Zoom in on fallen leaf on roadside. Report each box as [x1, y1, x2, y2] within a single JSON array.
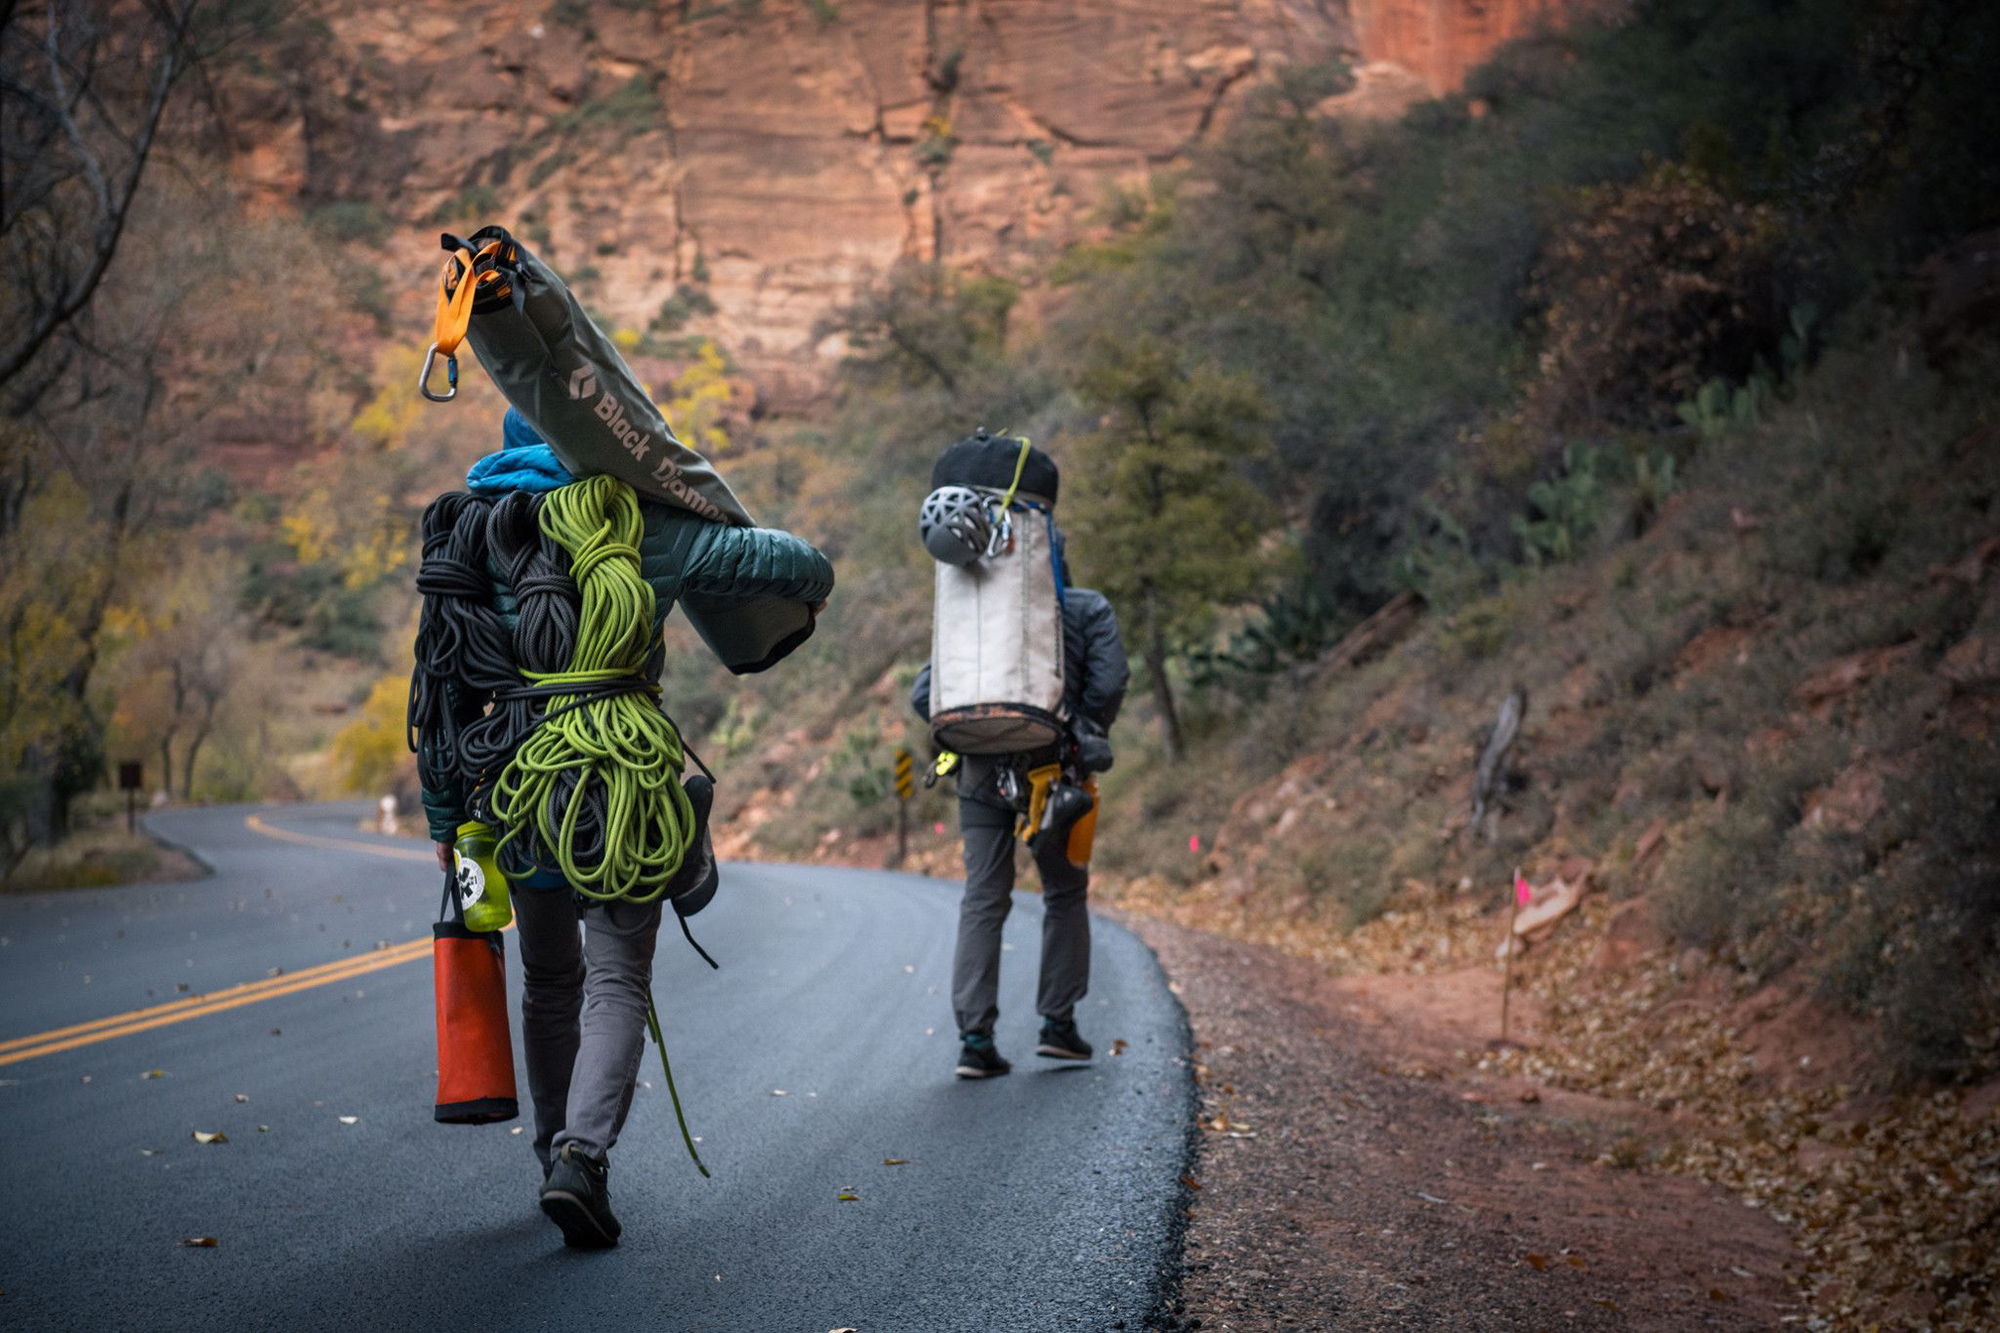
[[1111, 1039, 1129, 1056], [257, 1125, 269, 1133], [191, 1131, 227, 1145], [1524, 1253, 1548, 1271], [337, 1116, 358, 1125], [1181, 1174, 1203, 1191], [1709, 1288, 1731, 1301], [1565, 1256, 1586, 1269], [234, 1094, 248, 1103], [181, 1237, 218, 1248], [830, 1327, 858, 1332], [836, 1191, 859, 1201], [510, 1127, 524, 1136], [882, 1159, 907, 1166], [771, 1090, 789, 1097], [1594, 1298, 1621, 1312], [140, 1148, 161, 1156], [142, 1069, 166, 1079], [1519, 1088, 1541, 1104]]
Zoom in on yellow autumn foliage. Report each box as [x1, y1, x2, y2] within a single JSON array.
[[329, 674, 409, 794], [350, 345, 426, 450], [664, 338, 735, 456]]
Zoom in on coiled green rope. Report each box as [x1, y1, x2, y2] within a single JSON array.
[[485, 475, 697, 903]]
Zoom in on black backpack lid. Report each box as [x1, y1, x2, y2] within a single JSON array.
[[931, 428, 1059, 508]]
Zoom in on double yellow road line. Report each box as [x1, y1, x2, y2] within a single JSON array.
[[0, 812, 443, 1067]]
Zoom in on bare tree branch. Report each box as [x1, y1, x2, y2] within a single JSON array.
[[0, 0, 200, 410]]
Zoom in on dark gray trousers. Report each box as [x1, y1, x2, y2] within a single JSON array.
[[512, 888, 663, 1171], [953, 808, 1090, 1038]]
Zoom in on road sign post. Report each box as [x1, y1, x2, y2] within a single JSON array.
[[893, 748, 915, 867], [117, 761, 143, 834]]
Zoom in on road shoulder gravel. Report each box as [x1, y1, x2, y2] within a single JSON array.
[[1120, 912, 1801, 1331]]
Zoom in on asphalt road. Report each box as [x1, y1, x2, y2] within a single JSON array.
[[0, 803, 1192, 1332]]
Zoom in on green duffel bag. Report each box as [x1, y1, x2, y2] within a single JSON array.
[[419, 227, 816, 674]]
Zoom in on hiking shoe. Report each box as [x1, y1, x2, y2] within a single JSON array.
[[664, 774, 719, 918], [539, 1143, 621, 1249], [954, 1032, 1012, 1079], [1036, 1017, 1093, 1061]]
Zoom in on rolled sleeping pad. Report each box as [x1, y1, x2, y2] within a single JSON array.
[[433, 909, 519, 1124], [442, 225, 814, 675]]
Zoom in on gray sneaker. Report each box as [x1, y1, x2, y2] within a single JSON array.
[[540, 1143, 621, 1248]]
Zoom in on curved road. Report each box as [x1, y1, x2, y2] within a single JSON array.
[[0, 804, 1191, 1332]]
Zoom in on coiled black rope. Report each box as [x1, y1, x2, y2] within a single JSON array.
[[408, 492, 513, 796], [457, 492, 573, 792]]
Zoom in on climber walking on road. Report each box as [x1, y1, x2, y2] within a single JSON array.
[[909, 429, 1128, 1079]]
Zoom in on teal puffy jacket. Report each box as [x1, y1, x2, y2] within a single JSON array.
[[420, 502, 834, 841]]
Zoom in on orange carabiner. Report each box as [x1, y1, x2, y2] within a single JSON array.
[[418, 241, 505, 403]]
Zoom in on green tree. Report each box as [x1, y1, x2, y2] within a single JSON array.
[[1067, 336, 1280, 760]]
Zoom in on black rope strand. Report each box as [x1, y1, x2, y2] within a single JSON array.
[[408, 492, 512, 797]]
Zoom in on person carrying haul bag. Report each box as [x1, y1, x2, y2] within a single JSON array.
[[909, 429, 1129, 1080]]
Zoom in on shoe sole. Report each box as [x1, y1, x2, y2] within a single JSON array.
[[540, 1189, 620, 1249], [955, 1063, 1011, 1079], [1036, 1043, 1092, 1061]]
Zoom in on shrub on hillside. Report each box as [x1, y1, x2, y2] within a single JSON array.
[[1523, 163, 1783, 439]]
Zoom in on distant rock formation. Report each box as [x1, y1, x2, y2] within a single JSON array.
[[219, 0, 1582, 407]]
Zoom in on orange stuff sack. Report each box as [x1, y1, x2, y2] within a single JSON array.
[[433, 920, 519, 1124]]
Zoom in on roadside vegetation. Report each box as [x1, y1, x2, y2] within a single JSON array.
[[685, 3, 1998, 1323]]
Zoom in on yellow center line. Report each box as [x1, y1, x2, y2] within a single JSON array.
[[0, 810, 481, 1066], [0, 940, 430, 1056], [243, 811, 437, 862], [0, 943, 434, 1066]]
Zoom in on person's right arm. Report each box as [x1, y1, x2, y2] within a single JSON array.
[[910, 662, 933, 723]]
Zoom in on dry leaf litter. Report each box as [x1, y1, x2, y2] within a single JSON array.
[[1116, 879, 1997, 1330]]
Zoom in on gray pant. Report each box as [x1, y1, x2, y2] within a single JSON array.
[[954, 808, 1090, 1037], [512, 887, 663, 1170]]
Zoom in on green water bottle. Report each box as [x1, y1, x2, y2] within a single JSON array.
[[451, 821, 513, 932]]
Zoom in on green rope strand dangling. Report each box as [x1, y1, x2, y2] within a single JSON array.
[[486, 475, 697, 903]]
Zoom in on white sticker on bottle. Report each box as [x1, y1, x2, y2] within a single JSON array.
[[454, 854, 485, 911]]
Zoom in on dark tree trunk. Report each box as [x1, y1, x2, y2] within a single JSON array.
[[1141, 587, 1183, 761]]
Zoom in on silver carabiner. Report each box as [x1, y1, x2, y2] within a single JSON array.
[[985, 502, 1013, 558], [418, 343, 458, 403]]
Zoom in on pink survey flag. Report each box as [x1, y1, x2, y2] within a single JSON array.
[[1514, 870, 1532, 907]]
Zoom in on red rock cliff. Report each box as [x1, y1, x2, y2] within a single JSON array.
[[222, 0, 1580, 406]]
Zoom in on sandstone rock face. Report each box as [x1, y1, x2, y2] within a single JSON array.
[[1349, 0, 1583, 95], [221, 0, 1576, 407]]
